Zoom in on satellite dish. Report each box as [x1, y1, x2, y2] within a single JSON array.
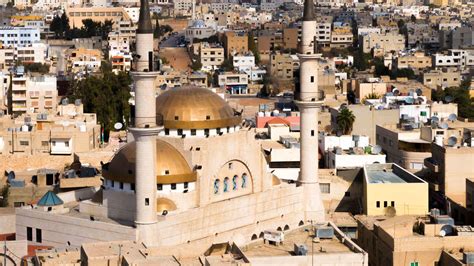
[[417, 97, 424, 103], [445, 95, 453, 103], [439, 122, 449, 129], [385, 206, 396, 217], [416, 88, 423, 96], [114, 122, 123, 130], [431, 116, 439, 123], [392, 88, 400, 96], [447, 136, 457, 147], [448, 113, 457, 122], [405, 98, 415, 104], [371, 145, 382, 154]]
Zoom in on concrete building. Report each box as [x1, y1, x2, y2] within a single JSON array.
[[315, 22, 332, 48], [9, 72, 57, 115], [330, 28, 353, 49], [330, 105, 399, 144], [184, 20, 215, 41], [423, 69, 461, 89], [0, 27, 40, 48], [269, 53, 299, 80], [0, 103, 101, 155], [217, 72, 249, 94], [360, 32, 405, 56], [66, 7, 131, 28], [282, 27, 298, 50], [363, 163, 429, 216], [356, 215, 474, 266], [395, 52, 432, 70], [199, 42, 224, 72], [376, 124, 432, 171], [223, 31, 248, 58], [65, 48, 102, 74]]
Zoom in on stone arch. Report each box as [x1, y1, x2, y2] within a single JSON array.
[[299, 220, 304, 226], [259, 232, 264, 238], [277, 226, 282, 231], [284, 225, 290, 231], [251, 234, 258, 240]]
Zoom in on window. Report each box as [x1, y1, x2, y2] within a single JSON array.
[[228, 162, 233, 169], [204, 129, 210, 135], [384, 201, 388, 208], [410, 262, 419, 266], [20, 140, 29, 146], [310, 76, 314, 83], [36, 229, 42, 243], [27, 227, 32, 241], [145, 198, 149, 206], [119, 182, 124, 189], [191, 129, 196, 136], [223, 177, 229, 192], [320, 183, 330, 194], [232, 175, 238, 190], [213, 179, 220, 194], [376, 201, 380, 208], [242, 174, 248, 188], [311, 130, 315, 136], [391, 201, 395, 207], [344, 191, 350, 197], [65, 141, 69, 147], [184, 182, 188, 189], [174, 116, 179, 120], [41, 141, 49, 147], [157, 184, 162, 191], [171, 183, 177, 190], [206, 115, 210, 120], [111, 181, 115, 188], [177, 129, 183, 136], [131, 183, 135, 191]]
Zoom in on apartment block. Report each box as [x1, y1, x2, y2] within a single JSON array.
[[10, 73, 57, 115], [360, 32, 405, 56], [199, 42, 224, 72], [423, 69, 461, 89], [224, 31, 248, 58]]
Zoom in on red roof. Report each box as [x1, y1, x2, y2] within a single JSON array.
[[265, 117, 291, 127]]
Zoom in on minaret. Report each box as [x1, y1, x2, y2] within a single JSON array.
[[295, 0, 325, 223], [131, 0, 161, 246]]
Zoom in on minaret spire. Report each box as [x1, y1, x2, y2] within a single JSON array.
[[131, 0, 162, 247], [294, 0, 325, 223], [303, 0, 315, 21], [138, 0, 153, 34]]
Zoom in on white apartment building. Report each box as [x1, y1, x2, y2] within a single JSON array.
[[357, 27, 381, 37], [433, 49, 474, 69], [108, 31, 130, 58], [124, 7, 140, 23], [173, 0, 193, 16], [17, 43, 48, 64], [0, 27, 40, 48], [232, 54, 255, 72], [316, 22, 331, 47]]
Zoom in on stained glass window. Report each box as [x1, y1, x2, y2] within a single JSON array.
[[242, 173, 248, 188], [232, 175, 238, 190], [213, 179, 220, 194], [224, 177, 229, 192]]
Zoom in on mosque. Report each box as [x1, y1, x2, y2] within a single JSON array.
[[15, 0, 325, 249]]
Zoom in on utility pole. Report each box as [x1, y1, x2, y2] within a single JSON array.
[[4, 239, 7, 266]]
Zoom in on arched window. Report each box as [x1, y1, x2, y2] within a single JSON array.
[[241, 173, 248, 188], [232, 175, 238, 190], [213, 179, 220, 194], [223, 177, 229, 192]]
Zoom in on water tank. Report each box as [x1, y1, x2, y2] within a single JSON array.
[[79, 124, 87, 132], [435, 136, 444, 146], [272, 110, 280, 116], [264, 111, 271, 117], [258, 112, 264, 117], [293, 244, 308, 256], [21, 125, 29, 132]]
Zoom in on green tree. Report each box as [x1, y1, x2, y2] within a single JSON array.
[[23, 63, 50, 74], [392, 68, 416, 79], [67, 63, 131, 139], [191, 60, 202, 71], [337, 108, 356, 135], [0, 186, 9, 207], [221, 57, 234, 71], [248, 32, 260, 65], [432, 78, 474, 119], [353, 49, 371, 71]]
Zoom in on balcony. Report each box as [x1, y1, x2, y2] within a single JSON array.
[[424, 157, 439, 173]]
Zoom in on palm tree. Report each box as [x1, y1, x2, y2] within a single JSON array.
[[337, 108, 355, 135]]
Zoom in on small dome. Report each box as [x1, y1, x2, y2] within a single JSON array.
[[103, 140, 196, 184], [156, 87, 241, 130], [191, 19, 206, 28]]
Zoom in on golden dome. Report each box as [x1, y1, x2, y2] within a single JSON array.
[[103, 140, 196, 184], [156, 198, 177, 212], [155, 87, 241, 130]]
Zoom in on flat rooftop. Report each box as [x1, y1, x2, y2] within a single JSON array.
[[241, 226, 355, 257], [365, 163, 425, 184]]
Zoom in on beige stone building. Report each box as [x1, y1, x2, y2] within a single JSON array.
[[65, 47, 103, 74], [353, 80, 387, 101], [269, 53, 299, 80], [422, 69, 461, 89], [360, 33, 405, 56], [396, 52, 432, 70], [356, 215, 474, 266], [330, 28, 353, 48], [199, 42, 225, 72], [66, 7, 131, 28], [223, 31, 248, 58], [0, 103, 101, 155], [10, 73, 58, 115], [363, 163, 429, 216]]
